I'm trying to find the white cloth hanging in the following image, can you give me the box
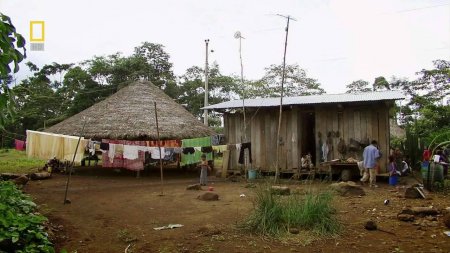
[322,143,329,161]
[123,145,140,160]
[108,144,116,163]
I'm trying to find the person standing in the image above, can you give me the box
[199,154,211,186]
[361,140,381,187]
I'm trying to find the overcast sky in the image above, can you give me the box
[2,0,449,93]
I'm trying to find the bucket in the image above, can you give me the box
[248,169,257,180]
[389,176,398,186]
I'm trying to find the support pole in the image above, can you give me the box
[275,15,295,183]
[154,102,164,196]
[64,120,87,204]
[203,39,210,126]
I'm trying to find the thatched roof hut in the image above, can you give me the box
[45,81,214,140]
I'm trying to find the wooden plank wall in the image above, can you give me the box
[314,102,389,172]
[224,102,390,172]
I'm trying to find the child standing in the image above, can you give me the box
[199,154,211,186]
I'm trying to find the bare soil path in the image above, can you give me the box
[23,168,450,253]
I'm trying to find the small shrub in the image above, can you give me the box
[241,184,340,236]
[0,181,55,252]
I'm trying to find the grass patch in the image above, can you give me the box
[0,149,45,174]
[241,184,340,237]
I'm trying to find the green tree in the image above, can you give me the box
[0,13,26,129]
[372,76,390,91]
[178,64,239,125]
[258,64,325,97]
[133,42,175,89]
[345,79,371,93]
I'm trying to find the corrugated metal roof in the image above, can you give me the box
[203,90,405,110]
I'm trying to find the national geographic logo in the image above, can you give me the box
[29,21,45,51]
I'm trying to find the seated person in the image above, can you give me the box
[388,155,401,177]
[301,153,314,170]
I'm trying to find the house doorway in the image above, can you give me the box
[300,111,316,164]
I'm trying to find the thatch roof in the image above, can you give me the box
[45,81,215,140]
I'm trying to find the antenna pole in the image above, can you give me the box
[204,39,210,126]
[236,32,249,178]
[275,15,295,183]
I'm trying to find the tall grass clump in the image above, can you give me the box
[241,184,340,236]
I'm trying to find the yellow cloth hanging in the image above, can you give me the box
[212,145,227,153]
[26,130,87,163]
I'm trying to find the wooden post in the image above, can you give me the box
[154,102,164,196]
[64,120,87,204]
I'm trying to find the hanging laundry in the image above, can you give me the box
[322,142,329,162]
[15,139,25,151]
[100,142,109,151]
[201,146,213,153]
[108,144,117,163]
[174,147,183,154]
[149,147,166,159]
[212,145,227,153]
[181,136,212,166]
[182,147,195,154]
[123,145,140,160]
[163,148,175,161]
[194,147,202,152]
[26,130,86,163]
[211,135,220,145]
[238,142,252,164]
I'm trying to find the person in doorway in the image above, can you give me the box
[199,154,211,186]
[361,140,381,187]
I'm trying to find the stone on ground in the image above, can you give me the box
[186,184,202,190]
[12,175,29,186]
[404,187,424,199]
[197,224,222,236]
[197,192,219,201]
[397,214,415,222]
[329,181,365,196]
[364,220,377,230]
[443,213,450,229]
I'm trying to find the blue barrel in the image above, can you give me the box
[389,176,398,186]
[248,169,257,180]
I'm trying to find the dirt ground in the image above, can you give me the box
[23,167,450,253]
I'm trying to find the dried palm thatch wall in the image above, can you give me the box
[46,81,214,140]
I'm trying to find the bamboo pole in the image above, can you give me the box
[63,119,87,204]
[154,102,164,196]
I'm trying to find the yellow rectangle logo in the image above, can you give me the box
[30,21,45,42]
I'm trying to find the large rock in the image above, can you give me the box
[29,172,51,180]
[12,175,29,186]
[404,187,424,199]
[186,184,202,190]
[271,186,291,195]
[364,220,377,230]
[197,192,219,201]
[329,181,365,196]
[443,213,450,229]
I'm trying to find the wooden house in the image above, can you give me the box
[204,91,404,174]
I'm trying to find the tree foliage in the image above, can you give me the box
[345,79,371,93]
[0,13,26,129]
[257,64,324,97]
